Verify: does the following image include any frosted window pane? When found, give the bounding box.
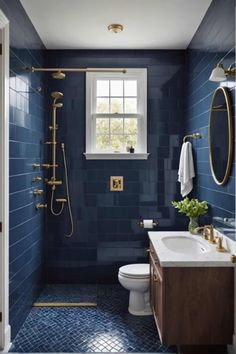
[96,98,109,113]
[110,118,123,134]
[97,80,109,96]
[96,135,110,150]
[96,118,109,134]
[124,80,137,97]
[111,98,123,113]
[125,98,137,113]
[111,80,123,96]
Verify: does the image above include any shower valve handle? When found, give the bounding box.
[45,141,57,145]
[32,163,41,168]
[35,203,47,210]
[33,189,44,196]
[41,164,50,169]
[32,176,43,182]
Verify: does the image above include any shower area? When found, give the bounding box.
[32,66,128,308]
[36,80,98,307]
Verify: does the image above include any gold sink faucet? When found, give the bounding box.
[196,224,216,243]
[206,225,216,244]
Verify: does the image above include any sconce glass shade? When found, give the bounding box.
[209,64,226,82]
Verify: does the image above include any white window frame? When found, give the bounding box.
[85,68,149,160]
[0,9,10,352]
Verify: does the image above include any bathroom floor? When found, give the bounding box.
[10,284,176,353]
[36,284,98,303]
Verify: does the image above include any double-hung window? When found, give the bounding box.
[85,68,148,159]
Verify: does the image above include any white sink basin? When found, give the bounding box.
[161,236,211,255]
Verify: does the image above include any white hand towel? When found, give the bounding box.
[178,142,195,197]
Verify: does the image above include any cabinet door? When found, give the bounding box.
[153,264,163,335]
[150,252,163,338]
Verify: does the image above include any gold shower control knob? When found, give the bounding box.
[32,176,43,182]
[33,189,44,196]
[35,203,47,210]
[41,164,50,169]
[32,163,41,168]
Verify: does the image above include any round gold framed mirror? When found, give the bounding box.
[209,86,233,185]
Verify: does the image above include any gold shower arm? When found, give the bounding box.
[30,67,127,74]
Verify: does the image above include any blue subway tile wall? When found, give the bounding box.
[0,0,46,339]
[185,0,235,223]
[44,50,186,283]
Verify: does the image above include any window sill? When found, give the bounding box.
[84,152,150,160]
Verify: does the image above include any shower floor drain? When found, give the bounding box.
[33,302,97,307]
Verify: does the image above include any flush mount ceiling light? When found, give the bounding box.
[108,24,124,33]
[209,62,236,82]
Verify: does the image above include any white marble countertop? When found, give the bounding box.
[148,230,236,267]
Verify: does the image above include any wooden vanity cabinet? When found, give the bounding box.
[149,241,234,350]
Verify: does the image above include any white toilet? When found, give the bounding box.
[118,263,152,316]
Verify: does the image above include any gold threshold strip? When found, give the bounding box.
[33,302,97,307]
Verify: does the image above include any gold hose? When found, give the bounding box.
[50,189,64,216]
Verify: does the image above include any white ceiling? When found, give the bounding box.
[20,0,212,50]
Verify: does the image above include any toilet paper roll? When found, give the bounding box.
[143,219,153,229]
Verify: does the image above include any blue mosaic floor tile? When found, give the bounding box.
[36,284,97,303]
[10,284,176,353]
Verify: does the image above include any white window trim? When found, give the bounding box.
[0,9,10,352]
[85,68,149,160]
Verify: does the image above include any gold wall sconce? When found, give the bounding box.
[209,62,236,82]
[110,176,124,192]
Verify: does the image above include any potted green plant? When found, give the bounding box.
[172,197,208,234]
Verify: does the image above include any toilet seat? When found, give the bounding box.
[119,263,150,279]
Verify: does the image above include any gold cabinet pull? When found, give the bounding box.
[153,275,159,282]
[231,254,236,263]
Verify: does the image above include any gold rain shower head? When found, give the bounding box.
[52,71,66,79]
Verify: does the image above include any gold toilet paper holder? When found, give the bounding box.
[139,220,158,228]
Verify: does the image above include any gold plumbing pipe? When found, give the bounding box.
[52,106,57,185]
[31,67,127,74]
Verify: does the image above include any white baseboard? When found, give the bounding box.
[0,325,11,353]
[228,334,236,354]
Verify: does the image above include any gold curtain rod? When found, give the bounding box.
[31,67,127,73]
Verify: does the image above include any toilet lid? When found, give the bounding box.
[119,263,150,278]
